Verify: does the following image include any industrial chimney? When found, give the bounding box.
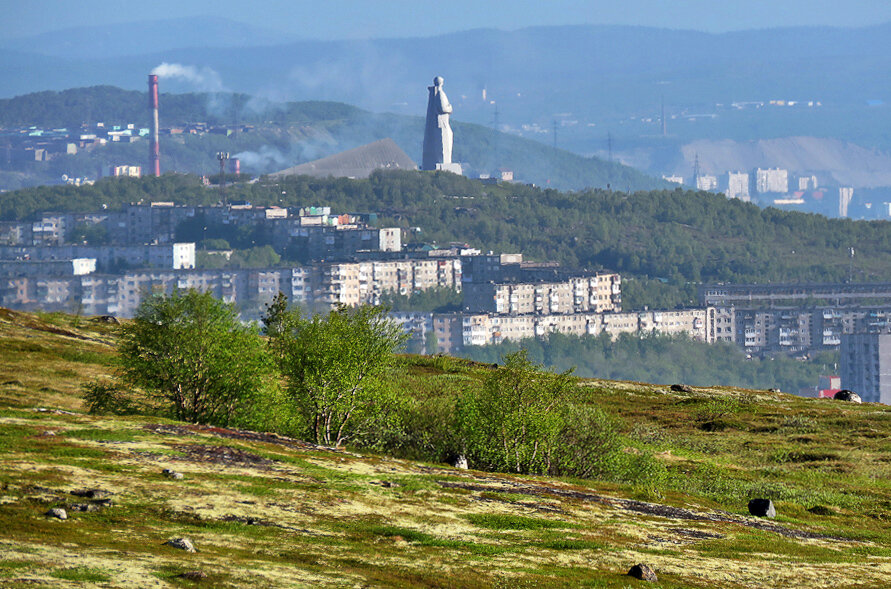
[148,74,160,176]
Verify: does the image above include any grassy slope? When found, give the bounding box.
[1,308,891,588]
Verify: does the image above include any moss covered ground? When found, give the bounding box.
[1,308,890,587]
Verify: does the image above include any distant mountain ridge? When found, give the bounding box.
[0,16,296,59]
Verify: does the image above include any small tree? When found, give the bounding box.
[457,351,575,474]
[117,289,275,427]
[276,304,408,447]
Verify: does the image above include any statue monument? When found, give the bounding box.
[422,76,462,174]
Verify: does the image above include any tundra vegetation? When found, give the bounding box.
[2,302,891,587]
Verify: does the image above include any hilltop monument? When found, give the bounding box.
[422,76,462,174]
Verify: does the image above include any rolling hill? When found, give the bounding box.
[1,307,891,587]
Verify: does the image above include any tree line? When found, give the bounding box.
[460,332,839,395]
[85,289,663,483]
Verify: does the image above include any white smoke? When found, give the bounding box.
[151,62,225,93]
[233,146,290,170]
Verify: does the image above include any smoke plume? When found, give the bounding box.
[151,62,225,93]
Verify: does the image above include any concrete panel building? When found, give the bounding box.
[841,333,891,403]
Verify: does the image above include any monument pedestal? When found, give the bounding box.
[435,162,463,175]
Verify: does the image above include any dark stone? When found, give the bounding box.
[70,488,112,499]
[834,390,862,403]
[670,384,693,393]
[808,505,836,516]
[748,498,776,518]
[178,571,207,581]
[92,315,119,324]
[628,563,658,582]
[163,468,184,480]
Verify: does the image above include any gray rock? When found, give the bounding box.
[628,563,658,582]
[834,390,862,403]
[670,384,693,393]
[163,468,184,480]
[453,455,469,470]
[748,498,776,518]
[165,537,196,552]
[69,503,100,513]
[45,507,67,520]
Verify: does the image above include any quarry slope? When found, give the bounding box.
[1,308,891,588]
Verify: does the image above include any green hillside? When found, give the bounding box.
[1,307,891,587]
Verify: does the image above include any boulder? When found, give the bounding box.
[670,384,693,393]
[834,390,862,403]
[628,563,658,582]
[45,507,67,520]
[748,498,776,518]
[163,468,184,480]
[165,537,196,552]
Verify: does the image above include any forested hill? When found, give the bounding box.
[0,86,662,192]
[0,86,362,129]
[4,171,891,308]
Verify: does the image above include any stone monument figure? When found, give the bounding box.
[422,76,462,174]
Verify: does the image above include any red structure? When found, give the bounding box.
[148,74,160,177]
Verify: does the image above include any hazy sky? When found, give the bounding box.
[4,0,891,39]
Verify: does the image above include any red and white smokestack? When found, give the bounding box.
[148,74,160,177]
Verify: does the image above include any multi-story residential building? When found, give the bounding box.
[696,175,718,191]
[0,243,195,271]
[442,308,714,353]
[463,273,621,316]
[841,333,891,403]
[754,168,789,194]
[724,172,750,200]
[839,187,854,218]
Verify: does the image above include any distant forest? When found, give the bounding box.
[3,170,891,310]
[461,332,839,395]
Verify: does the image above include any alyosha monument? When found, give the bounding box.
[422,76,462,174]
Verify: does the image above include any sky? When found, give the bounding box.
[3,0,891,40]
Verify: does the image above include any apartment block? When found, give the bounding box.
[754,168,789,194]
[841,333,891,403]
[463,273,621,316]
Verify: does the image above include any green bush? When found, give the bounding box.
[81,382,142,416]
